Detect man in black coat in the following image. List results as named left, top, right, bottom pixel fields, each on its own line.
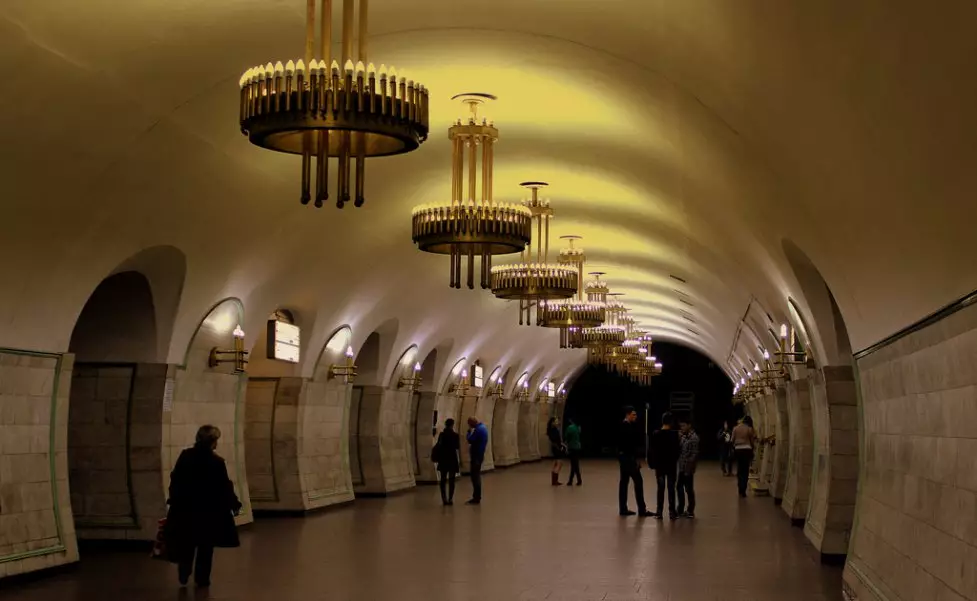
left=648, top=412, right=682, bottom=519
left=165, top=425, right=242, bottom=587
left=617, top=406, right=652, bottom=516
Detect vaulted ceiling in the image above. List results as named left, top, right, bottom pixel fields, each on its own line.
left=1, top=0, right=975, bottom=386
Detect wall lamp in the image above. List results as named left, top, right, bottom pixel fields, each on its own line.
left=489, top=376, right=505, bottom=397
left=775, top=323, right=809, bottom=366
left=450, top=369, right=471, bottom=397
left=398, top=361, right=423, bottom=392
left=328, top=345, right=358, bottom=384
left=515, top=380, right=530, bottom=401
left=209, top=324, right=249, bottom=373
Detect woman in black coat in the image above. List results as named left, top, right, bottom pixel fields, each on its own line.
left=547, top=417, right=566, bottom=486
left=433, top=418, right=461, bottom=505
left=165, top=425, right=242, bottom=587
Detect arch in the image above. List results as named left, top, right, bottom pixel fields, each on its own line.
left=69, top=271, right=157, bottom=363
left=388, top=344, right=420, bottom=389
left=440, top=357, right=468, bottom=394
left=417, top=347, right=438, bottom=391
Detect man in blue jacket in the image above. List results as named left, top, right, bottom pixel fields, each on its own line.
left=466, top=416, right=489, bottom=505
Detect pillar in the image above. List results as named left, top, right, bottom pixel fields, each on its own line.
left=770, top=386, right=790, bottom=503
left=412, top=391, right=439, bottom=484
left=782, top=374, right=814, bottom=525
left=517, top=398, right=540, bottom=461
left=349, top=385, right=415, bottom=495
left=0, top=349, right=79, bottom=578
left=491, top=397, right=520, bottom=467
left=805, top=366, right=859, bottom=561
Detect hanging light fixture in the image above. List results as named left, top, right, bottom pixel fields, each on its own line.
left=576, top=290, right=628, bottom=357
left=489, top=182, right=578, bottom=324
left=537, top=238, right=607, bottom=345
left=239, top=0, right=429, bottom=208
left=412, top=94, right=532, bottom=289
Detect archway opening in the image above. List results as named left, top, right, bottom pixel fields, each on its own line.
left=67, top=271, right=160, bottom=540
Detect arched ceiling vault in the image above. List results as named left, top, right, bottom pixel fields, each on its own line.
left=1, top=1, right=975, bottom=383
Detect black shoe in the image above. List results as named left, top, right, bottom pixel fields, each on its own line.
left=683, top=512, right=695, bottom=519
left=447, top=500, right=454, bottom=506
left=619, top=509, right=636, bottom=516
left=637, top=510, right=655, bottom=518
left=466, top=499, right=480, bottom=505
left=653, top=513, right=663, bottom=520
left=566, top=481, right=573, bottom=486
left=669, top=513, right=679, bottom=520
left=195, top=581, right=210, bottom=588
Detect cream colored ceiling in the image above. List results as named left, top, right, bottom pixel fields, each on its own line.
left=1, top=0, right=975, bottom=387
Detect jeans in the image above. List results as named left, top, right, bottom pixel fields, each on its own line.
left=655, top=468, right=677, bottom=516
left=677, top=472, right=696, bottom=514
left=470, top=457, right=483, bottom=501
left=719, top=447, right=734, bottom=475
left=567, top=449, right=582, bottom=484
left=177, top=544, right=214, bottom=586
left=735, top=448, right=754, bottom=496
left=439, top=469, right=456, bottom=503
left=618, top=456, right=646, bottom=513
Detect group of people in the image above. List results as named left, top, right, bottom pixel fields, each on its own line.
left=546, top=417, right=583, bottom=486
left=618, top=408, right=700, bottom=519
left=717, top=416, right=758, bottom=497
left=430, top=416, right=489, bottom=506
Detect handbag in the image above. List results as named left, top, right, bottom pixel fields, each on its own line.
left=150, top=518, right=168, bottom=561
left=430, top=441, right=441, bottom=462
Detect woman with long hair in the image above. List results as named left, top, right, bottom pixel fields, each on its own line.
left=546, top=417, right=566, bottom=486
left=432, top=418, right=461, bottom=505
left=165, top=425, right=242, bottom=588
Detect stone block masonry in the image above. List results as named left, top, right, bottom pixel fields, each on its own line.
left=0, top=349, right=79, bottom=579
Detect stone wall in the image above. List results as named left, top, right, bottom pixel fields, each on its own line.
left=414, top=391, right=440, bottom=483
left=298, top=378, right=354, bottom=509
left=771, top=387, right=790, bottom=502
left=805, top=366, right=858, bottom=558
left=517, top=399, right=540, bottom=461
left=0, top=350, right=78, bottom=578
left=782, top=375, right=814, bottom=523
left=491, top=398, right=520, bottom=467
left=844, top=300, right=977, bottom=601
left=68, top=363, right=168, bottom=540
left=348, top=385, right=414, bottom=495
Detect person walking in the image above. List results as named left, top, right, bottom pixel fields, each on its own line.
left=164, top=425, right=242, bottom=588
left=564, top=418, right=583, bottom=486
left=717, top=421, right=734, bottom=476
left=677, top=420, right=700, bottom=518
left=465, top=416, right=489, bottom=504
left=433, top=418, right=461, bottom=505
left=648, top=412, right=681, bottom=520
left=732, top=416, right=758, bottom=497
left=617, top=406, right=652, bottom=517
left=546, top=417, right=566, bottom=485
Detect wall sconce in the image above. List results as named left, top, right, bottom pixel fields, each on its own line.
left=450, top=369, right=471, bottom=397
left=398, top=361, right=422, bottom=392
left=515, top=380, right=530, bottom=401
left=489, top=376, right=505, bottom=397
left=328, top=345, right=358, bottom=384
left=775, top=323, right=809, bottom=366
left=209, top=324, right=249, bottom=373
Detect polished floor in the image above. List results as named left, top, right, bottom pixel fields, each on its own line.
left=4, top=461, right=842, bottom=601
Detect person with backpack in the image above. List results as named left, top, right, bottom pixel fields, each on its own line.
left=432, top=418, right=461, bottom=505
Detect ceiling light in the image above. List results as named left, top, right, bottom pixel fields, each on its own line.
left=412, top=94, right=532, bottom=289
left=239, top=0, right=428, bottom=208
left=489, top=182, right=578, bottom=323
left=538, top=247, right=608, bottom=346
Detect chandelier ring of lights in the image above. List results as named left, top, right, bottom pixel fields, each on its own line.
left=240, top=0, right=429, bottom=208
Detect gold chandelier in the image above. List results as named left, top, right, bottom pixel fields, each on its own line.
left=573, top=288, right=628, bottom=352
left=538, top=239, right=607, bottom=345
left=489, top=182, right=578, bottom=324
left=239, top=0, right=429, bottom=208
left=412, top=94, right=532, bottom=289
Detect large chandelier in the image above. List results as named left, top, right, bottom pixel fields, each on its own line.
left=539, top=256, right=608, bottom=347
left=412, top=94, right=532, bottom=289
left=489, top=182, right=578, bottom=324
left=239, top=0, right=429, bottom=208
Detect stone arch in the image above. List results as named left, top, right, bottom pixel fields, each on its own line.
left=780, top=239, right=858, bottom=562
left=412, top=347, right=442, bottom=483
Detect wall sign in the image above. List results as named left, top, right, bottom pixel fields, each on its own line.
left=473, top=365, right=484, bottom=388
left=267, top=320, right=301, bottom=363
left=547, top=381, right=555, bottom=398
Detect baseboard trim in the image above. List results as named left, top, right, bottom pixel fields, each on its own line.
left=253, top=499, right=355, bottom=518
left=0, top=562, right=77, bottom=588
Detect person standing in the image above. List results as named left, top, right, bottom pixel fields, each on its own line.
left=648, top=412, right=681, bottom=520
left=564, top=419, right=583, bottom=486
left=465, top=416, right=489, bottom=505
left=732, top=416, right=758, bottom=498
left=617, top=406, right=652, bottom=517
left=546, top=417, right=566, bottom=485
left=717, top=421, right=734, bottom=476
left=433, top=418, right=461, bottom=505
left=677, top=420, right=700, bottom=518
left=165, top=425, right=242, bottom=588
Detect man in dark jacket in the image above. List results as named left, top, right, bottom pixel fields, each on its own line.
left=466, top=416, right=489, bottom=505
left=648, top=412, right=682, bottom=519
left=617, top=406, right=651, bottom=516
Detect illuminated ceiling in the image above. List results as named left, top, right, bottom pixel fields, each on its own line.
left=0, top=0, right=975, bottom=386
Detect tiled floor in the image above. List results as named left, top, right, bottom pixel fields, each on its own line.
left=3, top=461, right=842, bottom=601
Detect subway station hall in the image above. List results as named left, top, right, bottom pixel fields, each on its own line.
left=1, top=1, right=976, bottom=600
